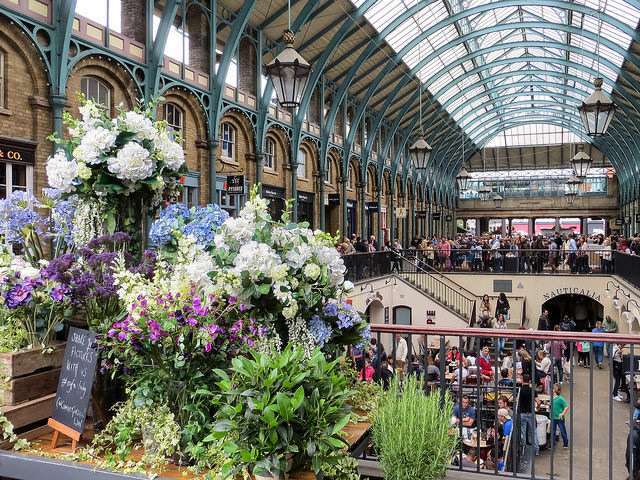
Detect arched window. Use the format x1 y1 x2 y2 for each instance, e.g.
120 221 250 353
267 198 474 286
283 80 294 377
80 76 111 110
0 51 5 109
264 137 276 170
347 165 354 190
297 149 306 179
324 160 331 184
164 103 183 143
221 123 235 160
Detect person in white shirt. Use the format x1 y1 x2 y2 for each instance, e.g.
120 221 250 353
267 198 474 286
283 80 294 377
395 334 408 377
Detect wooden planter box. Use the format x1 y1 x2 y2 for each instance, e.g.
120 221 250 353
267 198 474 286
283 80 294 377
0 343 65 407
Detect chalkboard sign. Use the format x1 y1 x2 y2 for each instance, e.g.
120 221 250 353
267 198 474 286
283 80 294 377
50 327 98 438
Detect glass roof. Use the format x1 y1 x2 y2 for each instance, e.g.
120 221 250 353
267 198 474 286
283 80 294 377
486 124 582 147
352 0 640 145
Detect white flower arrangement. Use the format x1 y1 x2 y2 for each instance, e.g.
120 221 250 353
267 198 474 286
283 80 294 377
45 97 187 243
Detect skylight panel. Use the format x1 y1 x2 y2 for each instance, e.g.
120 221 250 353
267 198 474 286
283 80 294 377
348 0 639 142
438 85 461 105
363 0 406 31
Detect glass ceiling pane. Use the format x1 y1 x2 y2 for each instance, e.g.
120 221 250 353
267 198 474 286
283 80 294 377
352 0 639 139
486 124 583 147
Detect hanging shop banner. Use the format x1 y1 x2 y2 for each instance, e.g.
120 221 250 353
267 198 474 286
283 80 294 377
445 214 453 222
416 210 427 218
297 191 314 203
226 175 245 195
328 193 340 205
432 212 442 220
636 214 640 223
365 201 379 212
625 216 631 224
0 137 35 164
262 185 285 199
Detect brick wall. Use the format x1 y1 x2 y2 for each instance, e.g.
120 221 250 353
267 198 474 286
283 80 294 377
238 38 256 96
187 7 210 73
0 22 52 198
159 91 209 204
120 0 146 44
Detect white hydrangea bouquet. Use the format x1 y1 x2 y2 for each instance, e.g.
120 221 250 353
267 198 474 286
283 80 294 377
46 96 186 247
207 186 368 354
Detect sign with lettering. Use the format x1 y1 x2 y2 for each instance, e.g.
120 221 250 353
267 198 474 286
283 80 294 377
262 185 285 199
445 214 453 222
432 212 442 220
615 217 625 226
226 175 245 195
328 193 340 205
297 191 313 203
51 327 98 435
542 287 602 303
0 138 35 164
416 210 427 218
636 214 640 223
365 201 379 212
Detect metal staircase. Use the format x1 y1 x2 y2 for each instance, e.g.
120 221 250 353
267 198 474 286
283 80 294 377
396 252 478 324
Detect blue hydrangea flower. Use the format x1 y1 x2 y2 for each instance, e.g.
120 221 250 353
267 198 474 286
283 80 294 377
149 215 179 247
336 312 355 329
51 196 77 245
161 203 190 221
309 315 333 348
323 303 339 317
356 324 371 350
182 204 229 248
0 191 43 244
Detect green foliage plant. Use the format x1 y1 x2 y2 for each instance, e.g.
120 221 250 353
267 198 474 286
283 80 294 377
210 344 352 478
372 376 456 480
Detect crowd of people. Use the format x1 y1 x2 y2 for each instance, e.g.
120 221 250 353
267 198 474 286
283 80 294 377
339 230 640 274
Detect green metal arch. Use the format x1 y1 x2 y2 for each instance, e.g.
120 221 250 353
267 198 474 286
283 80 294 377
362 0 640 99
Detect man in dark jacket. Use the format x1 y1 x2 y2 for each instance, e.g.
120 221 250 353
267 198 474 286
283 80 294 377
538 309 551 331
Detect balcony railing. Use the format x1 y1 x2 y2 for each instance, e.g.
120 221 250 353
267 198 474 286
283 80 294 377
614 251 640 289
343 248 613 276
352 324 640 480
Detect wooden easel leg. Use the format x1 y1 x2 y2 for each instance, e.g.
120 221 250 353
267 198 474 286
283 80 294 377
71 439 77 452
50 430 59 449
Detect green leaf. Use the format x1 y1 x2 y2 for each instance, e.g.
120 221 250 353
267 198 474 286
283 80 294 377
331 413 351 436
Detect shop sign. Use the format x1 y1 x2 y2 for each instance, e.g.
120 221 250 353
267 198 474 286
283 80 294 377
328 193 340 205
625 216 631 224
0 138 35 164
416 210 427 219
445 214 453 222
432 212 442 220
542 287 601 303
262 185 285 198
396 207 407 218
297 191 313 203
365 201 379 212
636 214 640 223
347 200 356 209
226 175 244 194
615 217 625 226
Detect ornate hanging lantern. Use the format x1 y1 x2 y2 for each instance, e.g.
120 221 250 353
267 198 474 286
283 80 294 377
263 29 312 109
578 78 616 136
